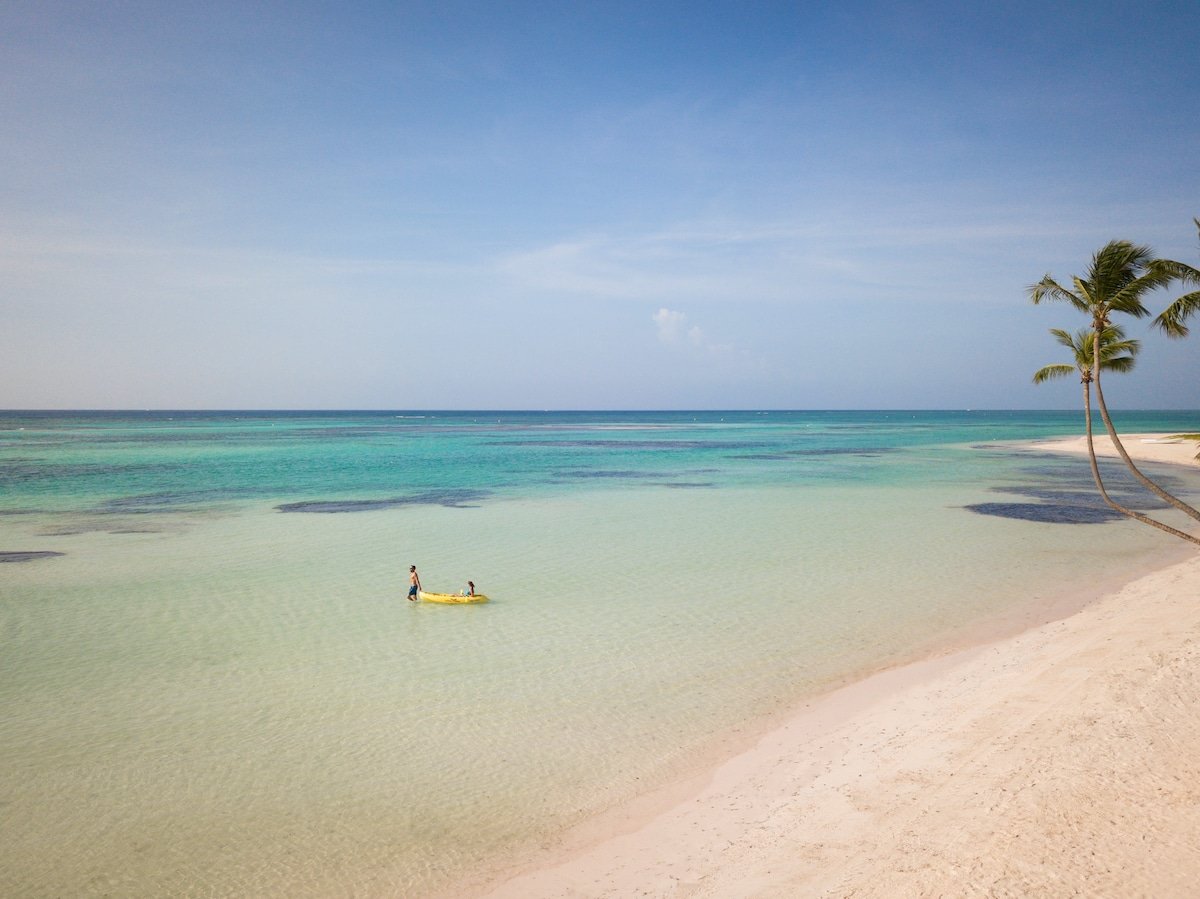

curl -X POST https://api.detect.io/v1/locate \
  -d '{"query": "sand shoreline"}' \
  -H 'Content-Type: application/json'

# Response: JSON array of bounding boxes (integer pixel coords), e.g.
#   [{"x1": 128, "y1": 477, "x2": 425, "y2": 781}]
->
[{"x1": 463, "y1": 432, "x2": 1200, "y2": 898}]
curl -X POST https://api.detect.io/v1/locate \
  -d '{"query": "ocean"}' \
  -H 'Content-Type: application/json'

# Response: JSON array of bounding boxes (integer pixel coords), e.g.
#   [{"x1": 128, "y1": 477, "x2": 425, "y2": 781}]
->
[{"x1": 3, "y1": 409, "x2": 1199, "y2": 897}]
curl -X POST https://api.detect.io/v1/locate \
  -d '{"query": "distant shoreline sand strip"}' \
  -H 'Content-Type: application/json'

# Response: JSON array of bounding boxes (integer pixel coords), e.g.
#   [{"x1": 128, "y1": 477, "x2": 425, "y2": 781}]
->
[
  {"x1": 1029, "y1": 431, "x2": 1200, "y2": 467},
  {"x1": 468, "y1": 433, "x2": 1200, "y2": 898}
]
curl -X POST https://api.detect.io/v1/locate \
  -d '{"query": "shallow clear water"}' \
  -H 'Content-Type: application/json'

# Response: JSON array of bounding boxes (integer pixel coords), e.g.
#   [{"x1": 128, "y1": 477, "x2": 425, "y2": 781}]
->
[{"x1": 2, "y1": 410, "x2": 1199, "y2": 896}]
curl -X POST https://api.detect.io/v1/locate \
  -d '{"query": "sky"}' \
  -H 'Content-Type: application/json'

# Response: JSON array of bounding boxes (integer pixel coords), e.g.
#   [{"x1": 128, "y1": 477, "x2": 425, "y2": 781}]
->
[{"x1": 2, "y1": 0, "x2": 1198, "y2": 410}]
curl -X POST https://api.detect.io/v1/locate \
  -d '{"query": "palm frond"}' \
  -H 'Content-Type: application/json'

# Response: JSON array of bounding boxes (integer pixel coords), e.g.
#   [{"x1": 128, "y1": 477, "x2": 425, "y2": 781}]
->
[
  {"x1": 1095, "y1": 326, "x2": 1138, "y2": 359},
  {"x1": 1149, "y1": 245, "x2": 1200, "y2": 336},
  {"x1": 1092, "y1": 241, "x2": 1156, "y2": 289},
  {"x1": 1028, "y1": 276, "x2": 1088, "y2": 310},
  {"x1": 1151, "y1": 258, "x2": 1200, "y2": 285},
  {"x1": 1048, "y1": 328, "x2": 1076, "y2": 348},
  {"x1": 1153, "y1": 287, "x2": 1200, "y2": 338},
  {"x1": 1072, "y1": 275, "x2": 1097, "y2": 308},
  {"x1": 1102, "y1": 355, "x2": 1136, "y2": 374},
  {"x1": 1099, "y1": 244, "x2": 1158, "y2": 313},
  {"x1": 1032, "y1": 364, "x2": 1076, "y2": 384},
  {"x1": 1109, "y1": 270, "x2": 1171, "y2": 317},
  {"x1": 1098, "y1": 339, "x2": 1139, "y2": 361}
]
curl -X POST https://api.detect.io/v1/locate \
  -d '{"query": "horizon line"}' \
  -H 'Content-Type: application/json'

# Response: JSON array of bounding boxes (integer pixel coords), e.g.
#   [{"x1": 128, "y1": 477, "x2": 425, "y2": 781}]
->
[{"x1": 3, "y1": 408, "x2": 1197, "y2": 415}]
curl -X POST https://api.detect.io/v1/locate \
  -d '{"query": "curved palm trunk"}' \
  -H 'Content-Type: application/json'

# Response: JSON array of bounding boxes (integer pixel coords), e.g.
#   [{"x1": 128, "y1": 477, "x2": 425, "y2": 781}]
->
[
  {"x1": 1092, "y1": 329, "x2": 1200, "y2": 524},
  {"x1": 1082, "y1": 376, "x2": 1200, "y2": 546}
]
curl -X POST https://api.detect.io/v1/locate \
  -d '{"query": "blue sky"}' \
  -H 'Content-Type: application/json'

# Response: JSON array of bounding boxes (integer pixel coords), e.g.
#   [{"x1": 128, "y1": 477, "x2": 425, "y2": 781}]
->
[{"x1": 2, "y1": 0, "x2": 1198, "y2": 409}]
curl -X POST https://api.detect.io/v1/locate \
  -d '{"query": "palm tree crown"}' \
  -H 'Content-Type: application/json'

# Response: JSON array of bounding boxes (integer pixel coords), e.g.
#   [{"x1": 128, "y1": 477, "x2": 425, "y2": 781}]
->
[
  {"x1": 1028, "y1": 240, "x2": 1175, "y2": 326},
  {"x1": 1032, "y1": 326, "x2": 1138, "y2": 385}
]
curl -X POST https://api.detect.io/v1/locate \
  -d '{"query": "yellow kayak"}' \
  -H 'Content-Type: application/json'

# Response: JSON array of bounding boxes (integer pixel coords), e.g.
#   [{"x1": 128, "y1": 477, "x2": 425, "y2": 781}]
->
[{"x1": 419, "y1": 590, "x2": 489, "y2": 604}]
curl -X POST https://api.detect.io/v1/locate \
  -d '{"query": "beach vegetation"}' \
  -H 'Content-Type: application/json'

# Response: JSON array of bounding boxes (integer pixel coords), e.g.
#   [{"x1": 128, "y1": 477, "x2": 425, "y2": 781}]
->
[{"x1": 1030, "y1": 236, "x2": 1200, "y2": 545}]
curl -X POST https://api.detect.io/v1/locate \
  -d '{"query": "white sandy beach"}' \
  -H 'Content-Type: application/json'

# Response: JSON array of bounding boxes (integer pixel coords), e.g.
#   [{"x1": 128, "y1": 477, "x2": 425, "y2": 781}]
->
[{"x1": 471, "y1": 433, "x2": 1200, "y2": 898}]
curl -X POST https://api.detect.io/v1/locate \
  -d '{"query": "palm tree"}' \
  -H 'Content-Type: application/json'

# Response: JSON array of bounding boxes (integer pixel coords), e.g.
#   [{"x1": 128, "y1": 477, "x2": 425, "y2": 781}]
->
[
  {"x1": 1030, "y1": 240, "x2": 1200, "y2": 531},
  {"x1": 1033, "y1": 326, "x2": 1199, "y2": 545}
]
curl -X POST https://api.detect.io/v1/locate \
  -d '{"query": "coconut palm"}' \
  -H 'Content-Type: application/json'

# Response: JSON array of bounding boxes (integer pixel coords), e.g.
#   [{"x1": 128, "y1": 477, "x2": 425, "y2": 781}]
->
[
  {"x1": 1033, "y1": 326, "x2": 1199, "y2": 545},
  {"x1": 1030, "y1": 240, "x2": 1200, "y2": 531}
]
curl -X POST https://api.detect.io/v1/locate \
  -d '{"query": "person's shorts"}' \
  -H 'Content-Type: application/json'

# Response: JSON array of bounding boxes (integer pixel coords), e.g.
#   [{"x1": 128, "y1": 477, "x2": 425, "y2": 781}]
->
[{"x1": 408, "y1": 585, "x2": 418, "y2": 597}]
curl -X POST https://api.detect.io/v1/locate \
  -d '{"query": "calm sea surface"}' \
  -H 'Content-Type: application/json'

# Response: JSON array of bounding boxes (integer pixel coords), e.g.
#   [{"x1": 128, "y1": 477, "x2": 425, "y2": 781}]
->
[{"x1": 3, "y1": 410, "x2": 1199, "y2": 897}]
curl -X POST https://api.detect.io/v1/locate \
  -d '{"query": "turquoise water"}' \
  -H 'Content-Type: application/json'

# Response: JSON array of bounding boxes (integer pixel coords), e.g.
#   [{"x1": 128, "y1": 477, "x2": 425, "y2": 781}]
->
[{"x1": 3, "y1": 410, "x2": 1199, "y2": 897}]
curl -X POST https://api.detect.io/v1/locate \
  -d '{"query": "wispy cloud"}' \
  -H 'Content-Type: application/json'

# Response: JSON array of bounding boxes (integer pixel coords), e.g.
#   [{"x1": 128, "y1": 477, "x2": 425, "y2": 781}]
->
[
  {"x1": 497, "y1": 235, "x2": 715, "y2": 299},
  {"x1": 497, "y1": 222, "x2": 886, "y2": 308},
  {"x1": 495, "y1": 206, "x2": 1130, "y2": 314}
]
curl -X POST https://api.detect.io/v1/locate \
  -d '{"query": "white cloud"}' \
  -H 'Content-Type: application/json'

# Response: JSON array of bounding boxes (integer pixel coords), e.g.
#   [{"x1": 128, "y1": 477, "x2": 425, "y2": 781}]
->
[
  {"x1": 653, "y1": 307, "x2": 688, "y2": 342},
  {"x1": 652, "y1": 308, "x2": 730, "y2": 356}
]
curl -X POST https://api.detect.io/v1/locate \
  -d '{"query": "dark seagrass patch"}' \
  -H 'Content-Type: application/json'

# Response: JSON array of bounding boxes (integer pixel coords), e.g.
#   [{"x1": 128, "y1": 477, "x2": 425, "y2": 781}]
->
[
  {"x1": 276, "y1": 488, "x2": 490, "y2": 513},
  {"x1": 0, "y1": 550, "x2": 66, "y2": 563}
]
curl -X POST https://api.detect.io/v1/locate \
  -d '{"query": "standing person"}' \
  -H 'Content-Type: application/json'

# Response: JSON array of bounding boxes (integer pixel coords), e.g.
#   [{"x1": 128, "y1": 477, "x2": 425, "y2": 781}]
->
[{"x1": 407, "y1": 565, "x2": 422, "y2": 602}]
